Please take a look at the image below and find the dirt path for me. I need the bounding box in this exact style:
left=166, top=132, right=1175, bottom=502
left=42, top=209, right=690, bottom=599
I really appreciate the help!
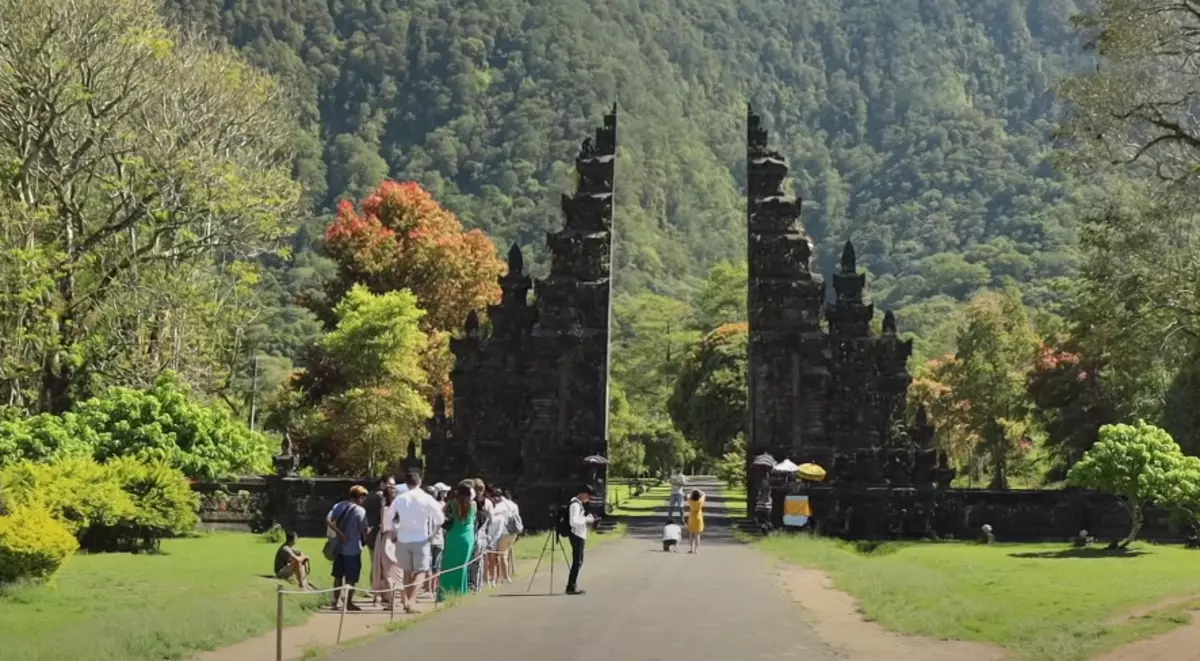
left=777, top=563, right=1011, bottom=660
left=1092, top=596, right=1200, bottom=661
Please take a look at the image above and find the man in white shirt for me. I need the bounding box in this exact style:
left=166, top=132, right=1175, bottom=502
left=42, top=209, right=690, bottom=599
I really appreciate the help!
left=565, top=484, right=595, bottom=596
left=668, top=469, right=687, bottom=520
left=662, top=518, right=682, bottom=552
left=384, top=470, right=444, bottom=613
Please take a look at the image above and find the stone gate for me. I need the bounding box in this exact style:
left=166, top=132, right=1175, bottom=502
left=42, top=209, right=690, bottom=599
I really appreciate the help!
left=423, top=106, right=617, bottom=526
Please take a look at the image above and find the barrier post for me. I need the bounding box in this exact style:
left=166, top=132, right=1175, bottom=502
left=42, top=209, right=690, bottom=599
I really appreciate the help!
left=389, top=586, right=397, bottom=623
left=336, top=585, right=349, bottom=644
left=275, top=586, right=284, bottom=661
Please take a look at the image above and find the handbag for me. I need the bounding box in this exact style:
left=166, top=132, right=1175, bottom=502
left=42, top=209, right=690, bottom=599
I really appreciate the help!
left=322, top=502, right=355, bottom=562
left=505, top=509, right=524, bottom=536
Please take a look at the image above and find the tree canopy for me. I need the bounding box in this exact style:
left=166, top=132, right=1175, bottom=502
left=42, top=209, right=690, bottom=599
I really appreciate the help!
left=0, top=0, right=302, bottom=414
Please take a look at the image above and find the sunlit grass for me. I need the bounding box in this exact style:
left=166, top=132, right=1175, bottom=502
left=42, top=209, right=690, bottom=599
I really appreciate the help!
left=0, top=532, right=327, bottom=661
left=757, top=534, right=1200, bottom=661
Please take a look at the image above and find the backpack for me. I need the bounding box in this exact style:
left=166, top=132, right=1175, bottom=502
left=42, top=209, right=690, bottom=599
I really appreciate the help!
left=555, top=500, right=576, bottom=538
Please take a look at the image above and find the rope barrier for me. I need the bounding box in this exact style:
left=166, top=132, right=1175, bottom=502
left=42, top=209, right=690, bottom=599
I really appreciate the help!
left=274, top=547, right=515, bottom=661
left=276, top=548, right=506, bottom=596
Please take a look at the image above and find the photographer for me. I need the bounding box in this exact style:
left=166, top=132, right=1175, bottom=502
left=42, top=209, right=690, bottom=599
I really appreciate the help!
left=564, top=485, right=595, bottom=596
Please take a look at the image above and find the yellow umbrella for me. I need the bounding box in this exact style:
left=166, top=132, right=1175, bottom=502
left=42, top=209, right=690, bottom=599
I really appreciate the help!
left=797, top=463, right=826, bottom=482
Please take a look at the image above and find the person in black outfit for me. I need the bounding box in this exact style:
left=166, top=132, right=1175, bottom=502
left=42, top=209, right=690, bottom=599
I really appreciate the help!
left=565, top=485, right=596, bottom=596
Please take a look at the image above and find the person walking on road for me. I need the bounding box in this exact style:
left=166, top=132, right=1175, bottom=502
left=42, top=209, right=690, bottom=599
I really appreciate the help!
left=686, top=489, right=706, bottom=554
left=565, top=484, right=596, bottom=595
left=668, top=469, right=687, bottom=520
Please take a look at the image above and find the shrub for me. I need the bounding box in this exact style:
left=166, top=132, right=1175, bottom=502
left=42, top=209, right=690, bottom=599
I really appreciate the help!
left=0, top=458, right=135, bottom=537
left=260, top=523, right=286, bottom=544
left=84, top=457, right=200, bottom=552
left=0, top=412, right=98, bottom=467
left=0, top=372, right=275, bottom=480
left=0, top=505, right=79, bottom=584
left=0, top=457, right=198, bottom=553
left=81, top=374, right=276, bottom=480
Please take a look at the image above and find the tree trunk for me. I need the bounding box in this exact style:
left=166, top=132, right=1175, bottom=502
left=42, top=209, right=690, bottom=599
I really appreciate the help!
left=1120, top=503, right=1143, bottom=548
left=39, top=356, right=73, bottom=415
left=989, top=460, right=1009, bottom=490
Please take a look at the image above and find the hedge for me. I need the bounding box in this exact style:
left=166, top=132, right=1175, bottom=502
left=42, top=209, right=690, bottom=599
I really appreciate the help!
left=1, top=456, right=199, bottom=554
left=0, top=505, right=79, bottom=584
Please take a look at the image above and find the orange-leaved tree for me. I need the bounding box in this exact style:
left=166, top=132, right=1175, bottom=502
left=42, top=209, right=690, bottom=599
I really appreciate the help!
left=323, top=181, right=505, bottom=402
left=325, top=181, right=504, bottom=332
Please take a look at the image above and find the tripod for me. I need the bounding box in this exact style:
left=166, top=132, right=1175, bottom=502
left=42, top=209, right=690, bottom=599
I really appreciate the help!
left=525, top=526, right=573, bottom=595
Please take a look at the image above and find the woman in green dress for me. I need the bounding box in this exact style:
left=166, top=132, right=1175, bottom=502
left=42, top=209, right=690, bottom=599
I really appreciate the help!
left=438, top=483, right=476, bottom=601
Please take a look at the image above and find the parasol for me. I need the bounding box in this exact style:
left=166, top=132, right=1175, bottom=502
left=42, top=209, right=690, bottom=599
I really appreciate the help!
left=583, top=455, right=609, bottom=465
left=752, top=453, right=777, bottom=467
left=772, top=459, right=799, bottom=473
left=797, top=462, right=827, bottom=482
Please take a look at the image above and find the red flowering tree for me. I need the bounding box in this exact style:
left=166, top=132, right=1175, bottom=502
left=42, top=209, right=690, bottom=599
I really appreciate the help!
left=1027, top=340, right=1114, bottom=477
left=325, top=181, right=505, bottom=332
left=323, top=181, right=505, bottom=402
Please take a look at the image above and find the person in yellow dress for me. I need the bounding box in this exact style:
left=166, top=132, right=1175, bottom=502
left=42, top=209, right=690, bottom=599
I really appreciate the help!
left=686, top=489, right=706, bottom=554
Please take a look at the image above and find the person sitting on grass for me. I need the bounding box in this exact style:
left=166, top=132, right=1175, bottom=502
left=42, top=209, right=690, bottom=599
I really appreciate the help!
left=275, top=531, right=315, bottom=589
left=662, top=518, right=681, bottom=552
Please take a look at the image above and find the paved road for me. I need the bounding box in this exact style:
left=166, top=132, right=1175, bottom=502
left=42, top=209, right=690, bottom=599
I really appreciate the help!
left=332, top=479, right=832, bottom=661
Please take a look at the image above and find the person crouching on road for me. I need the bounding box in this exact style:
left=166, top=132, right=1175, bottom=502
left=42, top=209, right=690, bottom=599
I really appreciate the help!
left=662, top=518, right=681, bottom=552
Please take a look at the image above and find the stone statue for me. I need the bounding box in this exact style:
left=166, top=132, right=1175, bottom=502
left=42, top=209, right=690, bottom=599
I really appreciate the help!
left=274, top=433, right=298, bottom=477
left=840, top=240, right=857, bottom=274
left=1072, top=529, right=1093, bottom=548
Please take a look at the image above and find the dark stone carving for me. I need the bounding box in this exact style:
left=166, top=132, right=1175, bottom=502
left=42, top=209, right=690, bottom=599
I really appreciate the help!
left=273, top=433, right=298, bottom=477
left=424, top=106, right=617, bottom=527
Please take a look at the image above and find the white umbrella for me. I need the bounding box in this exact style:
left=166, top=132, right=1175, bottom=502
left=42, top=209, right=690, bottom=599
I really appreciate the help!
left=752, top=453, right=777, bottom=467
left=773, top=459, right=800, bottom=473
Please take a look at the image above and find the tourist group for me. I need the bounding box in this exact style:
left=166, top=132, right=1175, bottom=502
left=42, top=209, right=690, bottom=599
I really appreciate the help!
left=273, top=470, right=525, bottom=613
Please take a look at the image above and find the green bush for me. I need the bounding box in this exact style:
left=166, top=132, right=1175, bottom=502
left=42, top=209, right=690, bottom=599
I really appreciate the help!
left=1, top=457, right=199, bottom=553
left=0, top=505, right=79, bottom=584
left=0, top=457, right=136, bottom=537
left=82, top=374, right=276, bottom=480
left=0, top=373, right=275, bottom=480
left=259, top=523, right=286, bottom=544
left=0, top=412, right=98, bottom=467
left=84, top=458, right=200, bottom=552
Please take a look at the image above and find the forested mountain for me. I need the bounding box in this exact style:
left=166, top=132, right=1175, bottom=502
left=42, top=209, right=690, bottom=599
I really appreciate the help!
left=165, top=0, right=1086, bottom=323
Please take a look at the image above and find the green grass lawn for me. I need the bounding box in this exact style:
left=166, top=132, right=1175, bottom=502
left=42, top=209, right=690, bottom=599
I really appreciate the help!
left=512, top=523, right=626, bottom=561
left=0, top=532, right=328, bottom=661
left=608, top=483, right=672, bottom=517
left=757, top=535, right=1200, bottom=661
left=0, top=526, right=628, bottom=661
left=721, top=485, right=747, bottom=518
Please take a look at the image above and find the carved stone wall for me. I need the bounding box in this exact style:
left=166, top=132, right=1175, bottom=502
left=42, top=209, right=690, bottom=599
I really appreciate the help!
left=745, top=106, right=939, bottom=504
left=424, top=107, right=617, bottom=526
left=770, top=484, right=1183, bottom=543
left=740, top=108, right=1185, bottom=544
